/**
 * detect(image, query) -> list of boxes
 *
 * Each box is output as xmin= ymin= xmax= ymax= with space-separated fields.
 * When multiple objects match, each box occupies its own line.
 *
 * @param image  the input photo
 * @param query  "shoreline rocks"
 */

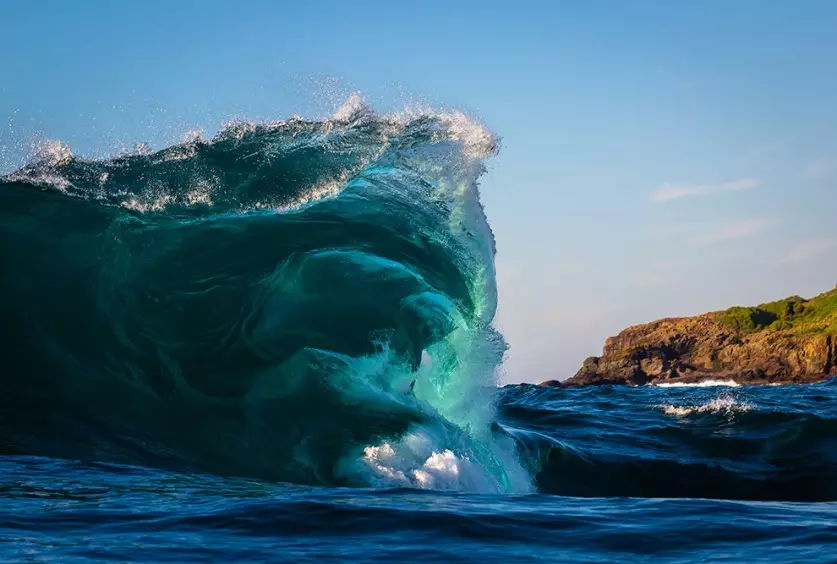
xmin=543 ymin=287 xmax=837 ymax=388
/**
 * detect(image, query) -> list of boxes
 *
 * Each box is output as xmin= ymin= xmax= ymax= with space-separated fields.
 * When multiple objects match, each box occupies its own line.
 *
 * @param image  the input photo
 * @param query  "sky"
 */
xmin=1 ymin=1 xmax=836 ymax=383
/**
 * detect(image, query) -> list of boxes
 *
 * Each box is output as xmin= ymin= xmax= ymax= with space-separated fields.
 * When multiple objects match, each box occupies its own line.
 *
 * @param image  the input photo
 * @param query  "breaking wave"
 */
xmin=0 ymin=97 xmax=531 ymax=493
xmin=657 ymin=395 xmax=754 ymax=416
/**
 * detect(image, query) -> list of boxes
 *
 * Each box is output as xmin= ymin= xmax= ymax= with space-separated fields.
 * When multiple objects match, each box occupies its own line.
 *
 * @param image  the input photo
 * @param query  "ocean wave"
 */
xmin=657 ymin=395 xmax=754 ymax=416
xmin=0 ymin=98 xmax=529 ymax=494
xmin=360 ymin=435 xmax=489 ymax=491
xmin=497 ymin=385 xmax=837 ymax=501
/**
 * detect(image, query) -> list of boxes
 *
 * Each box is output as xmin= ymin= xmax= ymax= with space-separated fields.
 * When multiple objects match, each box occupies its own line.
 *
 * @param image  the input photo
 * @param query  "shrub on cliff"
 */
xmin=717 ymin=290 xmax=837 ymax=335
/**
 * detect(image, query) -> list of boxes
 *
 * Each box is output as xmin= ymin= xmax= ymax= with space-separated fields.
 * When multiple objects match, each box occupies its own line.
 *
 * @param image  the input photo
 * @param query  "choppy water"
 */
xmin=3 ymin=383 xmax=837 ymax=562
xmin=1 ymin=100 xmax=835 ymax=561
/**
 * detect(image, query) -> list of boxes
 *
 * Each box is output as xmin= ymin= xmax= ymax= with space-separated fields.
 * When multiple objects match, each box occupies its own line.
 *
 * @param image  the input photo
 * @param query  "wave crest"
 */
xmin=0 ymin=98 xmax=527 ymax=493
xmin=657 ymin=395 xmax=754 ymax=416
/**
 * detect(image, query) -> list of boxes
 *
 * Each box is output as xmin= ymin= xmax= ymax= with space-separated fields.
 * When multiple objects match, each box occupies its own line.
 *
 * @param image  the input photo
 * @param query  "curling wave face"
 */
xmin=0 ymin=98 xmax=531 ymax=493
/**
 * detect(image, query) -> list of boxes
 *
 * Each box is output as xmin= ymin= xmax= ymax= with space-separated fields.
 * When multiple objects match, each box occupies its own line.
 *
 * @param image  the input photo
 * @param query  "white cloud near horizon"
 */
xmin=651 ymin=178 xmax=761 ymax=203
xmin=779 ymin=238 xmax=837 ymax=265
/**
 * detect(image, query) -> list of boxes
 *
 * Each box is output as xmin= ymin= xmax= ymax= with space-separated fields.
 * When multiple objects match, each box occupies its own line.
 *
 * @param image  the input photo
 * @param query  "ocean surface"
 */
xmin=1 ymin=99 xmax=836 ymax=562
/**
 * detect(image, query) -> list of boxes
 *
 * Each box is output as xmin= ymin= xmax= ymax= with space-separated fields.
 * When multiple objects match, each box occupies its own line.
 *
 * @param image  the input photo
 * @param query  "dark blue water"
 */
xmin=3 ymin=383 xmax=837 ymax=562
xmin=1 ymin=101 xmax=835 ymax=561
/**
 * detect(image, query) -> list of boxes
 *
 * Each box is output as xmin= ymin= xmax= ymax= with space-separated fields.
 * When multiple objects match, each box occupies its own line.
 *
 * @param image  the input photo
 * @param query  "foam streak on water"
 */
xmin=653 ymin=379 xmax=741 ymax=387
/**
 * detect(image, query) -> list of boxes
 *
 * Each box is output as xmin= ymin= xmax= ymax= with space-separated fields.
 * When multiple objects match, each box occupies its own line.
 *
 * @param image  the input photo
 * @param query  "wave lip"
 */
xmin=0 ymin=98 xmax=530 ymax=493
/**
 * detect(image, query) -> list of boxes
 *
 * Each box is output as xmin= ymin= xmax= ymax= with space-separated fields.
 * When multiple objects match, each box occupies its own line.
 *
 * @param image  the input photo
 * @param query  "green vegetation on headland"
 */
xmin=543 ymin=285 xmax=837 ymax=388
xmin=717 ymin=286 xmax=837 ymax=335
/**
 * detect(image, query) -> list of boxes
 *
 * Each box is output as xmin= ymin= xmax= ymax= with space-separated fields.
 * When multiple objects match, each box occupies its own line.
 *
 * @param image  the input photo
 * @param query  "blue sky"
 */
xmin=2 ymin=1 xmax=836 ymax=383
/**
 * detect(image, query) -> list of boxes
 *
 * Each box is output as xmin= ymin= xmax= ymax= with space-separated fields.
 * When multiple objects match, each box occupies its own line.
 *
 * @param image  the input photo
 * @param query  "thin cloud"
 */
xmin=651 ymin=178 xmax=761 ymax=203
xmin=632 ymin=259 xmax=688 ymax=288
xmin=723 ymin=178 xmax=761 ymax=190
xmin=692 ymin=218 xmax=777 ymax=246
xmin=803 ymin=156 xmax=837 ymax=181
xmin=747 ymin=138 xmax=792 ymax=158
xmin=633 ymin=275 xmax=668 ymax=288
xmin=779 ymin=238 xmax=837 ymax=265
xmin=651 ymin=185 xmax=703 ymax=202
xmin=648 ymin=219 xmax=776 ymax=246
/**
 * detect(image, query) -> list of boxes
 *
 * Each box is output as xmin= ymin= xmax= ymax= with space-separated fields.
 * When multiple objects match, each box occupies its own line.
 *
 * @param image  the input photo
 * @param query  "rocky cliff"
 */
xmin=544 ymin=287 xmax=837 ymax=387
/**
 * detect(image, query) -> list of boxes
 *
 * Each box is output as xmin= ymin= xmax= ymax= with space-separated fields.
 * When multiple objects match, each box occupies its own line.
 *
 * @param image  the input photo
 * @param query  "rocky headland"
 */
xmin=543 ymin=286 xmax=837 ymax=387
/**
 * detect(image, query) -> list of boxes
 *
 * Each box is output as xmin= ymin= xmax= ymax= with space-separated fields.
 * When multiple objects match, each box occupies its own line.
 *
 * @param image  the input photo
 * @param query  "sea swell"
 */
xmin=500 ymin=382 xmax=837 ymax=501
xmin=0 ymin=98 xmax=531 ymax=493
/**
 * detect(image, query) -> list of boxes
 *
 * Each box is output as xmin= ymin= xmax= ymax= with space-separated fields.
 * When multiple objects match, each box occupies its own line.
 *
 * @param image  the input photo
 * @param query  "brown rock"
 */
xmin=548 ymin=287 xmax=837 ymax=387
